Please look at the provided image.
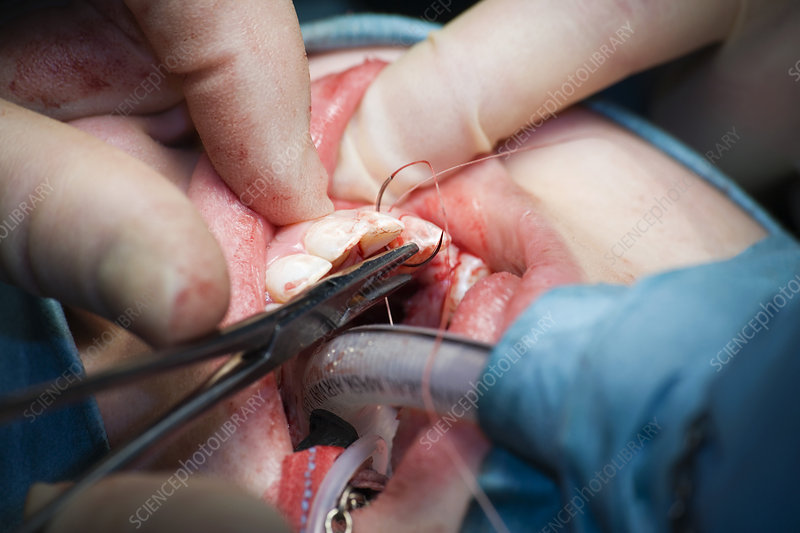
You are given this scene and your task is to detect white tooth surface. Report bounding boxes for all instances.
[396,215,450,261]
[449,251,490,309]
[357,211,405,256]
[303,210,367,266]
[265,254,332,303]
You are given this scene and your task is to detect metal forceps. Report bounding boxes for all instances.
[4,242,419,533]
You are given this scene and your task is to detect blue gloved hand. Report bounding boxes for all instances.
[464,231,800,532]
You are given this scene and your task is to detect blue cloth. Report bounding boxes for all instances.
[460,96,800,533]
[465,233,800,532]
[301,13,438,50]
[0,285,109,531]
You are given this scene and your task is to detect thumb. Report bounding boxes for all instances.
[333,0,741,201]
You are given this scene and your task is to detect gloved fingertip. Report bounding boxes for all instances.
[243,145,334,226]
[297,195,335,224]
[163,260,230,346]
[95,220,230,347]
[300,147,336,219]
[295,147,335,220]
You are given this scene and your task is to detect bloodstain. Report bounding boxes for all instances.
[11,31,111,107]
[4,10,139,111]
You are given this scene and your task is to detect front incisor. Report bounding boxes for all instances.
[303,209,404,266]
[265,254,332,303]
[356,210,405,256]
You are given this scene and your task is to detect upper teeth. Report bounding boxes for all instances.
[303,209,404,266]
[393,214,451,264]
[265,253,332,303]
[303,211,364,267]
[266,209,448,306]
[357,210,406,256]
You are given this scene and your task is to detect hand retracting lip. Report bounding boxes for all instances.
[7,242,419,533]
[0,243,419,423]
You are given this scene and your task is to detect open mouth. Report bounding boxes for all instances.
[63,39,768,531]
[4,5,782,531]
[172,55,584,531]
[56,46,585,532]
